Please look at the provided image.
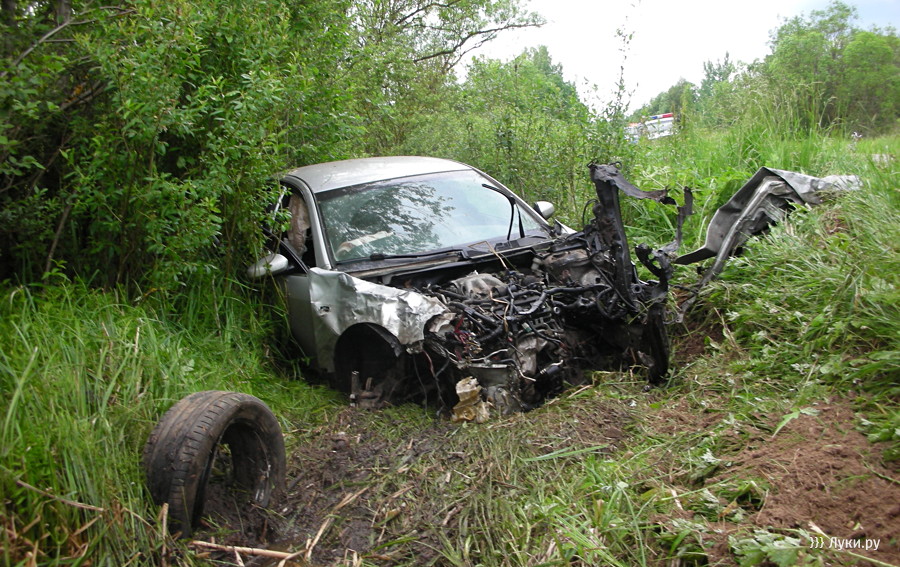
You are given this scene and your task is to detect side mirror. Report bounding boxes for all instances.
[533,200,556,220]
[247,253,289,278]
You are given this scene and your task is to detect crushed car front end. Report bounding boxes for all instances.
[250,158,685,414]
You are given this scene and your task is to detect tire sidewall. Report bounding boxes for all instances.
[143,391,285,536]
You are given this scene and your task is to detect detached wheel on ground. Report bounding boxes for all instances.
[142,390,286,537]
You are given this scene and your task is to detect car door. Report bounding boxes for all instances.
[275,180,328,369]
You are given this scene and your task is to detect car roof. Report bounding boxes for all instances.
[283,156,472,193]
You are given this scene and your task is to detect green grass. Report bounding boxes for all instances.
[0,279,340,565]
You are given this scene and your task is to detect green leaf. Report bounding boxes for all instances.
[772,407,820,439]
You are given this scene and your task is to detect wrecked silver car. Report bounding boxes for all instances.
[249,157,683,413]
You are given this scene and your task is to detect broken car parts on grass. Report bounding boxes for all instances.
[675,167,860,316]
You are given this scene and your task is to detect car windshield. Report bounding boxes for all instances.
[317,170,549,261]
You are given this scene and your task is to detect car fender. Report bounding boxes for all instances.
[307,267,448,373]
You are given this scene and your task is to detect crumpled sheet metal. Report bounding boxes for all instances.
[308,267,447,366]
[591,162,676,204]
[673,167,860,320]
[676,167,860,266]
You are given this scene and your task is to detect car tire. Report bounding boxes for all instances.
[142,390,286,537]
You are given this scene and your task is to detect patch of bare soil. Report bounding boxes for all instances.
[712,403,898,565]
[670,307,727,366]
[201,482,279,543]
[649,397,899,566]
[276,408,455,564]
[189,393,632,566]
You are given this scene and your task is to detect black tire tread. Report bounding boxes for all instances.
[143,390,221,503]
[142,391,285,537]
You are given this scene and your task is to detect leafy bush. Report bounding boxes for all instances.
[1,0,355,289]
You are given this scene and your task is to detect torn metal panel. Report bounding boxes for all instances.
[677,167,860,266]
[308,267,448,369]
[591,163,676,204]
[675,167,860,318]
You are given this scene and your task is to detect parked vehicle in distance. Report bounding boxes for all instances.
[626,112,675,142]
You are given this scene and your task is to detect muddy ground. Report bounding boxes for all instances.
[645,396,899,566]
[193,394,632,566]
[191,396,898,566]
[189,327,899,566]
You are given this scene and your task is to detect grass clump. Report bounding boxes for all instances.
[0,279,338,565]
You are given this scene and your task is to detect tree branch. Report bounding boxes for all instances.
[1,8,134,79]
[394,1,463,27]
[411,22,538,65]
[3,19,82,77]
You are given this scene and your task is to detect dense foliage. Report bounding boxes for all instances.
[1,0,358,287]
[0,0,539,288]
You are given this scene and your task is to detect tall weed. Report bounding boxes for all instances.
[0,280,336,565]
[695,137,899,393]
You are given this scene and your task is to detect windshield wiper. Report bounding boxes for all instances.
[482,184,525,240]
[364,249,464,262]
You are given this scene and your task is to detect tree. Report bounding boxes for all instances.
[630,79,697,123]
[393,46,593,211]
[0,0,357,287]
[762,0,899,134]
[838,30,900,132]
[699,53,735,103]
[347,0,542,154]
[351,0,542,72]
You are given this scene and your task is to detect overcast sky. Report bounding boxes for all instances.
[464,0,899,111]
